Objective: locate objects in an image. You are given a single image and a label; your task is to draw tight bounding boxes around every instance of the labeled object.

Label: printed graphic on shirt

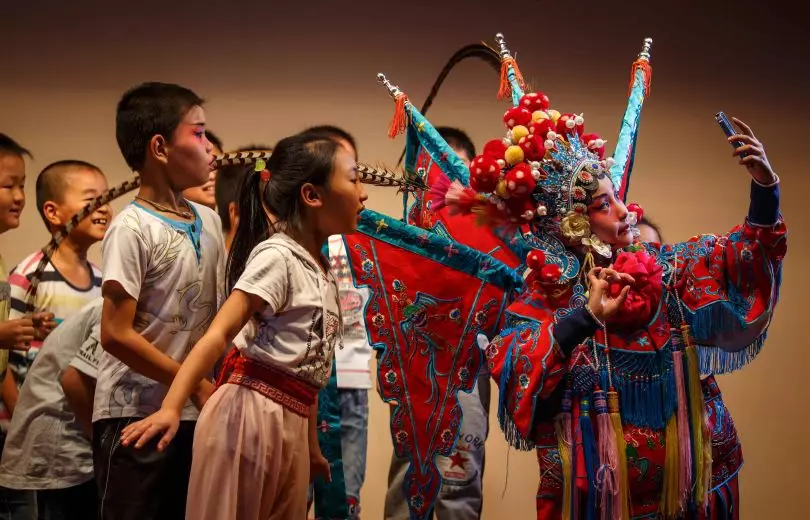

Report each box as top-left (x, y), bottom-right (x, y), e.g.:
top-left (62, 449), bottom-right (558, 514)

top-left (71, 331), bottom-right (101, 378)
top-left (0, 280), bottom-right (9, 303)
top-left (436, 432), bottom-right (485, 487)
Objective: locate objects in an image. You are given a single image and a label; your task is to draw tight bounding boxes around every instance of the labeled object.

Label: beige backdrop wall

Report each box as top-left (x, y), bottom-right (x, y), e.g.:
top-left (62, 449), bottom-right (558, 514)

top-left (1, 0), bottom-right (808, 518)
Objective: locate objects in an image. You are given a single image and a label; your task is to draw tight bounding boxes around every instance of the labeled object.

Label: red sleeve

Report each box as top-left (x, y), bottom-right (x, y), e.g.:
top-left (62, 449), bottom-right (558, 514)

top-left (661, 216), bottom-right (786, 373)
top-left (486, 292), bottom-right (570, 449)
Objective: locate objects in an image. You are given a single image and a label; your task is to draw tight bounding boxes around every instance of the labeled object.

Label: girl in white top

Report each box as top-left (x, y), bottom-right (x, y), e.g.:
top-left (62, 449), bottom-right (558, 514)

top-left (119, 132), bottom-right (368, 519)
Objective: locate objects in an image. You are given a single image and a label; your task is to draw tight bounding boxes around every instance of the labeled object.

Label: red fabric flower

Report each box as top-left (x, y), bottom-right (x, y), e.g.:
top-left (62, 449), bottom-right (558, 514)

top-left (606, 250), bottom-right (663, 329)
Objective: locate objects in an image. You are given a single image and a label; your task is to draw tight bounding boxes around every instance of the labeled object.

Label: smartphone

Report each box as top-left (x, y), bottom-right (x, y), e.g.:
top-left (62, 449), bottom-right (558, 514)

top-left (715, 111), bottom-right (747, 158)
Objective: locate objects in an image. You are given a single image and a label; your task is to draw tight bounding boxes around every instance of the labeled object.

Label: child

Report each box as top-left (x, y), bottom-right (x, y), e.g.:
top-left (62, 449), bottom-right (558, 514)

top-left (120, 132), bottom-right (368, 519)
top-left (0, 133), bottom-right (52, 519)
top-left (0, 298), bottom-right (102, 519)
top-left (94, 82), bottom-right (224, 520)
top-left (3, 160), bottom-right (108, 415)
top-left (0, 133), bottom-right (41, 356)
top-left (384, 127), bottom-right (491, 520)
top-left (302, 125), bottom-right (372, 519)
top-left (183, 130), bottom-right (224, 210)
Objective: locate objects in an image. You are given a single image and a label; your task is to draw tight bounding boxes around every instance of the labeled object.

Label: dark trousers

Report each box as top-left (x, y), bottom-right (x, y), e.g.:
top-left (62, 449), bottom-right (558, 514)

top-left (36, 480), bottom-right (97, 520)
top-left (92, 418), bottom-right (195, 520)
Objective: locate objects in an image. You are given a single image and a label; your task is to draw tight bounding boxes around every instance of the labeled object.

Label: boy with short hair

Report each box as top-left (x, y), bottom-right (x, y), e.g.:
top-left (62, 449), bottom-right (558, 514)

top-left (94, 81), bottom-right (224, 519)
top-left (2, 160), bottom-right (109, 427)
top-left (0, 158), bottom-right (108, 518)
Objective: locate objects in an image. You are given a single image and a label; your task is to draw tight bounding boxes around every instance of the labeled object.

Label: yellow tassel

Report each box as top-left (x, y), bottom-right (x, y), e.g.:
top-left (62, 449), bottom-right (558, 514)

top-left (555, 420), bottom-right (573, 520)
top-left (660, 415), bottom-right (680, 517)
top-left (608, 390), bottom-right (630, 520)
top-left (682, 325), bottom-right (711, 506)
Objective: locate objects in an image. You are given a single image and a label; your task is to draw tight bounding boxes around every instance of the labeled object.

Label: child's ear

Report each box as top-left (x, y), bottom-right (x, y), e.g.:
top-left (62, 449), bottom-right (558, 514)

top-left (228, 202), bottom-right (239, 230)
top-left (42, 201), bottom-right (62, 227)
top-left (149, 135), bottom-right (169, 165)
top-left (300, 183), bottom-right (323, 209)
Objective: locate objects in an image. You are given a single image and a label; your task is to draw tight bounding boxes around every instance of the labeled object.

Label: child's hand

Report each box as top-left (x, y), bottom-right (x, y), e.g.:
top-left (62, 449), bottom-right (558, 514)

top-left (309, 450), bottom-right (332, 483)
top-left (119, 408), bottom-right (181, 451)
top-left (0, 319), bottom-right (35, 350)
top-left (32, 312), bottom-right (57, 341)
top-left (191, 380), bottom-right (215, 410)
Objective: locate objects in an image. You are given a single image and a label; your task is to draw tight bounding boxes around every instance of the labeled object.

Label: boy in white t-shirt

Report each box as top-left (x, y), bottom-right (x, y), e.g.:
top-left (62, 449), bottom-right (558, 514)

top-left (94, 82), bottom-right (224, 519)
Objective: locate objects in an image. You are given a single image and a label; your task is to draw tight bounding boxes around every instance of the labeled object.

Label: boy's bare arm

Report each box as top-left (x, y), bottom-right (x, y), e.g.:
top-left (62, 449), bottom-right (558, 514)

top-left (1, 366), bottom-right (18, 414)
top-left (61, 367), bottom-right (95, 439)
top-left (100, 282), bottom-right (183, 387)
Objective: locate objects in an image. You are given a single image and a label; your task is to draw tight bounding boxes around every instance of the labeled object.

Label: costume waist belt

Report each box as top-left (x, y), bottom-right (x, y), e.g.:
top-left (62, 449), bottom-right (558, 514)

top-left (227, 354), bottom-right (319, 417)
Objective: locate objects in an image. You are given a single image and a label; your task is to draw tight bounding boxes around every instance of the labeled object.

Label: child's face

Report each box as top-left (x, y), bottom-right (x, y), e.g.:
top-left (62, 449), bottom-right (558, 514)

top-left (182, 142), bottom-right (222, 209)
top-left (166, 105), bottom-right (214, 192)
top-left (317, 146), bottom-right (367, 235)
top-left (0, 153), bottom-right (26, 233)
top-left (52, 169), bottom-right (111, 244)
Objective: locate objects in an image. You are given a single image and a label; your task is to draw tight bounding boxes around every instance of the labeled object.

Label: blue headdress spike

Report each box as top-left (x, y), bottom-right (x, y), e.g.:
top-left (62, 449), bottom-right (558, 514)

top-left (609, 37), bottom-right (653, 202)
top-left (495, 33), bottom-right (525, 106)
top-left (377, 73), bottom-right (470, 185)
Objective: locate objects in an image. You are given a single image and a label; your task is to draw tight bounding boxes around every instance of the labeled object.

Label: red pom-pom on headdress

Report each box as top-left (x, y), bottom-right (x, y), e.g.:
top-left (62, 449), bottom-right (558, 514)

top-left (469, 155), bottom-right (501, 193)
top-left (519, 92), bottom-right (550, 113)
top-left (504, 164), bottom-right (536, 198)
top-left (482, 139), bottom-right (508, 161)
top-left (503, 107), bottom-right (532, 129)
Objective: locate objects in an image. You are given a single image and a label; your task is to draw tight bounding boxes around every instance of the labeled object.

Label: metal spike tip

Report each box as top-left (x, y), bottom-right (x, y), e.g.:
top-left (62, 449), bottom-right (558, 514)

top-left (377, 73), bottom-right (402, 98)
top-left (639, 38), bottom-right (653, 61)
top-left (494, 33), bottom-right (511, 59)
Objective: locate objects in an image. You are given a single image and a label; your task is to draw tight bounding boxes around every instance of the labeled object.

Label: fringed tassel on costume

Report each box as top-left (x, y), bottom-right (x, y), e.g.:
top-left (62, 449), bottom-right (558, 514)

top-left (593, 388), bottom-right (620, 520)
top-left (387, 94), bottom-right (409, 138)
top-left (497, 58), bottom-right (525, 101)
top-left (607, 389), bottom-right (629, 520)
top-left (628, 58), bottom-right (652, 97)
top-left (672, 335), bottom-right (693, 510)
top-left (555, 390), bottom-right (574, 520)
top-left (682, 324), bottom-right (711, 507)
top-left (580, 395), bottom-right (598, 520)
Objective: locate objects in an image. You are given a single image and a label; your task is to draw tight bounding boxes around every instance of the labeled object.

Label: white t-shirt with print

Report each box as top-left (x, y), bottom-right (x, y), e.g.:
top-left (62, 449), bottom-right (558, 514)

top-left (328, 235), bottom-right (372, 389)
top-left (93, 201), bottom-right (225, 422)
top-left (234, 233), bottom-right (340, 390)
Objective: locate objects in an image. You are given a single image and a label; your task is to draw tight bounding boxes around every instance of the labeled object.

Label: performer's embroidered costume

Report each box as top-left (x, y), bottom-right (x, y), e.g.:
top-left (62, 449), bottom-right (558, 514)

top-left (341, 34), bottom-right (786, 519)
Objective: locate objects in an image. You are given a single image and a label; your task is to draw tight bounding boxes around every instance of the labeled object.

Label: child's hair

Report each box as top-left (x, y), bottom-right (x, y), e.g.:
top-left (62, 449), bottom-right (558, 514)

top-left (214, 145), bottom-right (273, 232)
top-left (206, 130), bottom-right (224, 152)
top-left (436, 126), bottom-right (476, 160)
top-left (226, 134), bottom-right (339, 292)
top-left (115, 82), bottom-right (205, 172)
top-left (301, 125), bottom-right (358, 160)
top-left (0, 133), bottom-right (33, 160)
top-left (638, 216), bottom-right (663, 243)
top-left (35, 160), bottom-right (103, 228)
